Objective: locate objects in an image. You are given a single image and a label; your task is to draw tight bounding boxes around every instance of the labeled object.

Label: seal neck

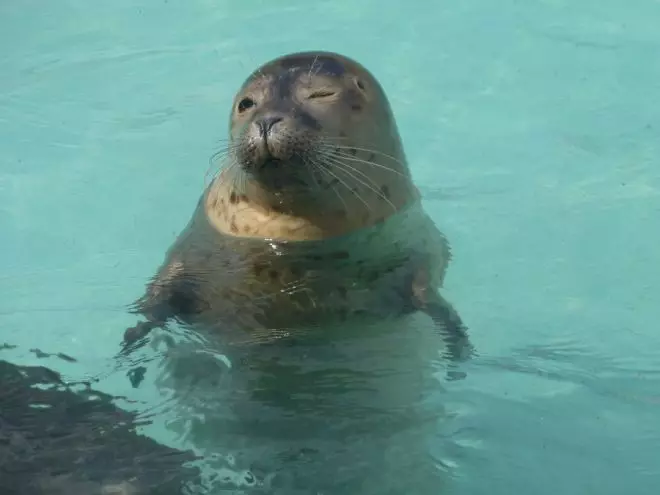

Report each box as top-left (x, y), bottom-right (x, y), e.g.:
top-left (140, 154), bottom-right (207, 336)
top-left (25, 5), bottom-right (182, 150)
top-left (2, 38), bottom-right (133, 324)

top-left (205, 170), bottom-right (420, 242)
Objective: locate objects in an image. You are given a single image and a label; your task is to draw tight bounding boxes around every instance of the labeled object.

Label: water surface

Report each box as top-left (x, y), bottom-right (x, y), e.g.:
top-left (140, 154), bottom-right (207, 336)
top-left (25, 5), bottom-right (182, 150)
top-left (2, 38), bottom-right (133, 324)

top-left (1, 0), bottom-right (659, 493)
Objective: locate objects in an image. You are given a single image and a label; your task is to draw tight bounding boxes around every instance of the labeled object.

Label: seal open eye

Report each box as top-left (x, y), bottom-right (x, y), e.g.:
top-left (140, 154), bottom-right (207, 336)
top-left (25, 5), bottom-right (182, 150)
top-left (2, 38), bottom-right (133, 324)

top-left (237, 97), bottom-right (255, 113)
top-left (309, 90), bottom-right (336, 99)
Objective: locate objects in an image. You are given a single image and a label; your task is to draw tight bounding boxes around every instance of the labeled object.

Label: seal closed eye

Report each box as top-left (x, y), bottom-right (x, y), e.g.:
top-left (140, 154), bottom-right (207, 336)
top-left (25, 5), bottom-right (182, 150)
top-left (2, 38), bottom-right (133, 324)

top-left (120, 50), bottom-right (474, 382)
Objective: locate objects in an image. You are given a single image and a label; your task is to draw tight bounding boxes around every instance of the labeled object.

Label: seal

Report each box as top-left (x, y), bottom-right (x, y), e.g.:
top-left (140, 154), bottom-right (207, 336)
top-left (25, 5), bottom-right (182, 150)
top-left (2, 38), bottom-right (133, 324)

top-left (121, 50), bottom-right (474, 376)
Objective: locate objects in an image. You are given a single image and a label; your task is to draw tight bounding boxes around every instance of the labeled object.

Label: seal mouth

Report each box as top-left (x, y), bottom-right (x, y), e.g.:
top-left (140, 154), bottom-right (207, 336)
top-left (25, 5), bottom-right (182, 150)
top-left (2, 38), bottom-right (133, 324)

top-left (234, 115), bottom-right (317, 190)
top-left (250, 155), bottom-right (310, 189)
top-left (236, 136), bottom-right (298, 173)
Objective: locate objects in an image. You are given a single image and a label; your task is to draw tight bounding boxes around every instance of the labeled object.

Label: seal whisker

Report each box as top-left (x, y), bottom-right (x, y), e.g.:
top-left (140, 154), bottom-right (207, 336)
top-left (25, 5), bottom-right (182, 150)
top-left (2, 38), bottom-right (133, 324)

top-left (331, 150), bottom-right (408, 178)
top-left (319, 140), bottom-right (409, 171)
top-left (314, 158), bottom-right (374, 212)
top-left (210, 141), bottom-right (239, 158)
top-left (206, 158), bottom-right (237, 189)
top-left (205, 158), bottom-right (226, 187)
top-left (227, 157), bottom-right (244, 191)
top-left (308, 159), bottom-right (351, 211)
top-left (238, 167), bottom-right (248, 195)
top-left (321, 155), bottom-right (397, 211)
top-left (305, 160), bottom-right (326, 193)
top-left (319, 154), bottom-right (393, 207)
top-left (308, 55), bottom-right (319, 78)
top-left (206, 142), bottom-right (240, 181)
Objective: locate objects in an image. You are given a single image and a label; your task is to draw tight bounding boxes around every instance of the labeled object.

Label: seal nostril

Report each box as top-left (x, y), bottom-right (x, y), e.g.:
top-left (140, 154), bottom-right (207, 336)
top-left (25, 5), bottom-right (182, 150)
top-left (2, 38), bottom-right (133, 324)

top-left (257, 116), bottom-right (283, 137)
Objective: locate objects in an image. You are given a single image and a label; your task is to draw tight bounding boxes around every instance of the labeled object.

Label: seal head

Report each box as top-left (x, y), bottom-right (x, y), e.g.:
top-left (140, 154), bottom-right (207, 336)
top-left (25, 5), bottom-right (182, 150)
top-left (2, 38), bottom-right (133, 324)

top-left (208, 51), bottom-right (420, 241)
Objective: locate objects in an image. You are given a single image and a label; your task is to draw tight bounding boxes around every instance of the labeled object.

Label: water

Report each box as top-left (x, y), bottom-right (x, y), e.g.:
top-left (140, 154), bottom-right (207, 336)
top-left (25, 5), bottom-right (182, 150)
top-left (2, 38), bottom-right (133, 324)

top-left (2, 0), bottom-right (659, 493)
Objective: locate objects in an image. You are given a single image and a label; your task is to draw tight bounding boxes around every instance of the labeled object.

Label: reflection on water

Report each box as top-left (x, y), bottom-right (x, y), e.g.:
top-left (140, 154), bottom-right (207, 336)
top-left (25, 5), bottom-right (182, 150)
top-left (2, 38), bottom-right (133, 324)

top-left (0, 354), bottom-right (203, 494)
top-left (117, 315), bottom-right (459, 494)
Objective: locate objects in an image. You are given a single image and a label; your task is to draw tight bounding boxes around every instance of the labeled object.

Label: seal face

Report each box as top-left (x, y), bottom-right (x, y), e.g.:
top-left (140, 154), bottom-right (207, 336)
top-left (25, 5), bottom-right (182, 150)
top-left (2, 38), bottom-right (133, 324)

top-left (206, 51), bottom-right (419, 241)
top-left (232, 53), bottom-right (398, 188)
top-left (121, 51), bottom-right (474, 384)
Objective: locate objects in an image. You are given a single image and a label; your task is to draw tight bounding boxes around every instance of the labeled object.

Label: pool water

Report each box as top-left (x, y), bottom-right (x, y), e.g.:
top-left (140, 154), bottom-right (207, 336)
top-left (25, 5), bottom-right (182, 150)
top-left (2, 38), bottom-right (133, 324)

top-left (2, 0), bottom-right (659, 493)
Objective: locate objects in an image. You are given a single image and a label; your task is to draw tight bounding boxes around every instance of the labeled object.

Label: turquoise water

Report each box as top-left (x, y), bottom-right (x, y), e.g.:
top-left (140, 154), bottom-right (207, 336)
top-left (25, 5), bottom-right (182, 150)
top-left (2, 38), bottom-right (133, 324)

top-left (2, 0), bottom-right (659, 493)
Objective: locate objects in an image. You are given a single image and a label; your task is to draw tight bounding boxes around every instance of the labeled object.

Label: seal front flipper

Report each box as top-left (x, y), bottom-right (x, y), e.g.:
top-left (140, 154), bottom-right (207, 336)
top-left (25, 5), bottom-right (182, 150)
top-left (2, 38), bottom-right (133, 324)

top-left (407, 265), bottom-right (475, 379)
top-left (120, 259), bottom-right (195, 356)
top-left (119, 259), bottom-right (205, 389)
top-left (413, 285), bottom-right (474, 360)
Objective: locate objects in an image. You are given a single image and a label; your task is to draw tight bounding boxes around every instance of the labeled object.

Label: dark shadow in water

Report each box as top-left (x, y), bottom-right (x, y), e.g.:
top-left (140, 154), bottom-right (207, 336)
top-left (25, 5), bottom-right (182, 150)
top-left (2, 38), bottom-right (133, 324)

top-left (0, 353), bottom-right (205, 495)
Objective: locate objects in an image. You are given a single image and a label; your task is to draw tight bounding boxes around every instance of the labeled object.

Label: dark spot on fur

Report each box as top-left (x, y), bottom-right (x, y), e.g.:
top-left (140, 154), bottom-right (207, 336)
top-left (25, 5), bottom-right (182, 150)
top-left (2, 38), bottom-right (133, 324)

top-left (380, 185), bottom-right (390, 199)
top-left (244, 225), bottom-right (252, 234)
top-left (240, 194), bottom-right (249, 203)
top-left (229, 192), bottom-right (238, 204)
top-left (230, 218), bottom-right (238, 233)
top-left (268, 269), bottom-right (279, 281)
top-left (271, 203), bottom-right (286, 214)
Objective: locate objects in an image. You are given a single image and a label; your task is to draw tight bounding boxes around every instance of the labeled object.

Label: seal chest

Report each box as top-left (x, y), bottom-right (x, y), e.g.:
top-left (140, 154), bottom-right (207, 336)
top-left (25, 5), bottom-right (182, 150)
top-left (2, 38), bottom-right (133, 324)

top-left (122, 50), bottom-right (474, 373)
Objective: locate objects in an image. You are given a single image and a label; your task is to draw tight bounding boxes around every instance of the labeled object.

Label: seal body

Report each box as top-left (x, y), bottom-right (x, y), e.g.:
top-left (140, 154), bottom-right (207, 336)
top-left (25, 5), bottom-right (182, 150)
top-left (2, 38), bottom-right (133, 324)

top-left (133, 191), bottom-right (450, 345)
top-left (123, 51), bottom-right (472, 362)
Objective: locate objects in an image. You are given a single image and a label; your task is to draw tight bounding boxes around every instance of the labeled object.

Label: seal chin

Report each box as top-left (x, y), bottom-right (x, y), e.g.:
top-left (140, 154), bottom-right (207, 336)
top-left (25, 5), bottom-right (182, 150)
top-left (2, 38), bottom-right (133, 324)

top-left (236, 125), bottom-right (315, 190)
top-left (237, 145), bottom-right (310, 190)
